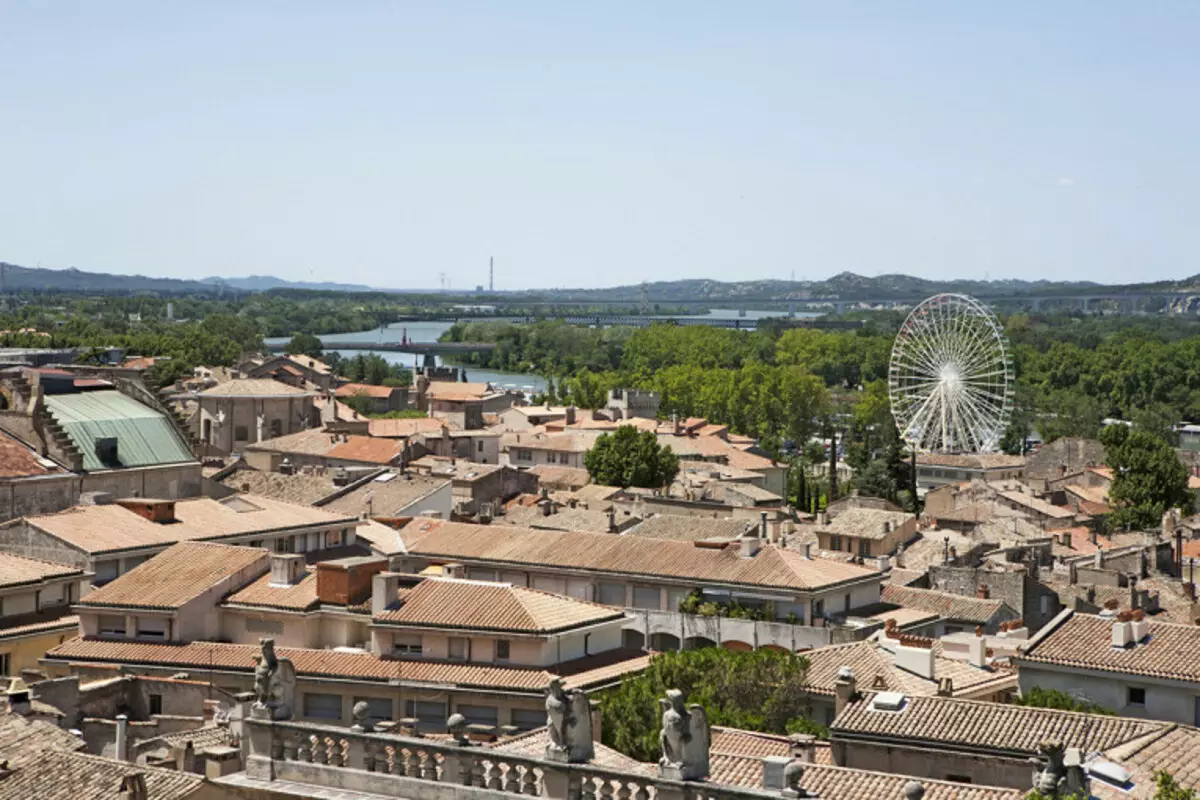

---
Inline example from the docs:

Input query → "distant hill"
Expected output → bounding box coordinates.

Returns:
[0,263,216,294]
[201,275,375,293]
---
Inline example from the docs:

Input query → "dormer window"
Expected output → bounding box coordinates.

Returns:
[449,637,470,661]
[99,615,126,637]
[495,639,511,662]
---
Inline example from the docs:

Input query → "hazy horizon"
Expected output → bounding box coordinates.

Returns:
[2,2,1197,290]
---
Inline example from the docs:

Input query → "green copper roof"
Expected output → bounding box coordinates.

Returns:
[44,390,195,471]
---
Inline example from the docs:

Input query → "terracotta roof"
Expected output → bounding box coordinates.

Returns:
[374,578,625,633]
[813,508,914,540]
[512,433,596,453]
[79,541,268,610]
[883,567,925,587]
[427,382,493,401]
[708,726,831,761]
[801,640,1016,699]
[1017,611,1200,683]
[0,552,83,587]
[0,746,207,800]
[401,519,882,593]
[0,712,85,768]
[1097,724,1200,798]
[23,494,357,555]
[832,694,1164,754]
[488,727,651,774]
[243,428,344,456]
[866,606,939,629]
[224,569,318,611]
[218,469,344,506]
[725,449,779,471]
[368,417,445,438]
[881,584,1011,624]
[197,378,312,397]
[624,516,755,542]
[324,436,407,465]
[917,453,1026,469]
[354,518,412,556]
[0,615,79,641]
[994,489,1074,519]
[0,431,64,478]
[529,465,591,490]
[708,754,1021,799]
[335,383,398,399]
[321,473,450,517]
[45,638,649,694]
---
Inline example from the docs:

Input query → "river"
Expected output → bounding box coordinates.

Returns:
[265,309,815,393]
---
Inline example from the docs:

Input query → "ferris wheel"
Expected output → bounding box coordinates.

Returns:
[888,293,1013,453]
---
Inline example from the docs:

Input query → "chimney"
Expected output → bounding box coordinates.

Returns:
[943,537,950,564]
[590,700,602,743]
[977,585,989,600]
[739,535,761,559]
[1094,548,1103,568]
[802,542,812,559]
[175,740,197,774]
[117,773,148,800]
[817,511,827,526]
[115,714,129,761]
[883,520,893,534]
[268,554,305,588]
[936,677,954,697]
[541,499,554,517]
[443,563,465,580]
[895,636,936,680]
[372,572,403,615]
[1130,609,1151,642]
[565,406,576,426]
[761,757,790,792]
[672,413,681,436]
[1112,611,1134,648]
[789,733,816,764]
[4,682,30,716]
[833,667,857,717]
[760,511,768,539]
[1086,586,1096,604]
[967,634,986,668]
[607,506,617,533]
[114,498,176,524]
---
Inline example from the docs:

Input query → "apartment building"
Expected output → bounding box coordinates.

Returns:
[0,552,91,677]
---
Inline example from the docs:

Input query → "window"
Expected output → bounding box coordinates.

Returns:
[448,637,470,661]
[597,582,625,607]
[1128,687,1147,706]
[515,449,532,462]
[404,700,448,732]
[858,539,871,558]
[844,593,852,612]
[270,419,283,437]
[813,600,825,619]
[495,640,511,661]
[149,694,163,716]
[512,708,544,732]
[249,540,263,549]
[945,775,973,785]
[137,617,168,640]
[235,425,249,442]
[0,653,9,677]
[469,568,498,582]
[393,634,423,656]
[274,536,294,554]
[303,693,342,720]
[99,615,126,637]
[457,705,498,729]
[477,441,484,453]
[830,535,842,551]
[352,697,393,725]
[632,586,661,610]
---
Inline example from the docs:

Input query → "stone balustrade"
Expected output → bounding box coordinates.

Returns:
[243,717,779,800]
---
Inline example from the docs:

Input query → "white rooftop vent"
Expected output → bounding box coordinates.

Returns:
[869,692,907,712]
[374,473,398,483]
[1088,760,1132,789]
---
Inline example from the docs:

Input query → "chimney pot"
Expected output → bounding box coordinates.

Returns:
[977,585,989,600]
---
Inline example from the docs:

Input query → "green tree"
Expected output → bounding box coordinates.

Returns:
[284,332,324,359]
[1013,687,1113,715]
[1100,425,1193,530]
[1154,771,1198,800]
[597,649,824,762]
[584,426,680,489]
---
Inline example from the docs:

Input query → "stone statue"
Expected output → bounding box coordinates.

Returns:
[1030,741,1067,796]
[351,701,373,732]
[447,712,469,746]
[781,759,816,798]
[544,678,594,763]
[251,638,295,720]
[658,689,709,782]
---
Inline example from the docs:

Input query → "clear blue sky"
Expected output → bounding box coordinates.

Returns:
[1,2,1197,290]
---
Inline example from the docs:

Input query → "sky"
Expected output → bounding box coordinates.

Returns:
[0,3,1197,291]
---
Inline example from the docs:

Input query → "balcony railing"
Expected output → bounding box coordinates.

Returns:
[241,716,780,800]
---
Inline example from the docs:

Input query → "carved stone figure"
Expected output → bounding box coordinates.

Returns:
[657,689,709,781]
[447,712,469,745]
[351,700,373,732]
[781,759,816,798]
[543,678,593,763]
[251,638,295,720]
[1030,741,1067,796]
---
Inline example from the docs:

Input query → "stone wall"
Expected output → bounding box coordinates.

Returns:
[928,564,1062,632]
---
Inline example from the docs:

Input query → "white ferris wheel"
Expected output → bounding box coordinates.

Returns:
[888,293,1013,453]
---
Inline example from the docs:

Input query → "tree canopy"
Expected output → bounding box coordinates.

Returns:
[1100,424,1193,530]
[597,648,825,762]
[1013,687,1113,716]
[584,426,679,489]
[284,332,324,359]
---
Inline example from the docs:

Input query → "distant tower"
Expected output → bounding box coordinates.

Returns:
[489,257,494,292]
[166,301,175,321]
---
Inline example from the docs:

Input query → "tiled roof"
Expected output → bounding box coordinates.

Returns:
[197,378,311,397]
[354,519,411,557]
[994,489,1074,519]
[513,433,596,453]
[501,504,632,534]
[488,727,651,774]
[881,584,1010,624]
[24,494,357,555]
[866,606,939,629]
[831,694,1164,754]
[917,453,1026,469]
[79,541,268,610]
[708,754,1021,799]
[883,568,926,587]
[1017,611,1200,683]
[0,712,85,767]
[0,747,207,800]
[44,638,649,694]
[284,354,331,375]
[0,552,83,587]
[624,515,754,542]
[335,383,398,399]
[224,570,318,611]
[324,436,407,465]
[218,469,344,506]
[710,727,795,760]
[375,578,624,633]
[1097,724,1200,798]
[243,428,346,456]
[0,431,64,478]
[321,474,450,516]
[427,382,494,401]
[368,417,445,438]
[43,390,195,471]
[402,519,882,592]
[814,508,914,540]
[0,615,79,641]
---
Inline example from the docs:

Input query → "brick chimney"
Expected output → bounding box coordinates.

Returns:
[977,585,990,600]
[315,556,387,606]
[115,498,176,524]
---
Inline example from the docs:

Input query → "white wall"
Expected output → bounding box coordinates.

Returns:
[1018,664,1200,725]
